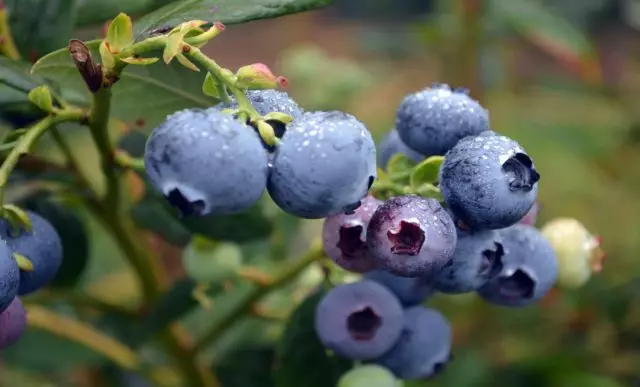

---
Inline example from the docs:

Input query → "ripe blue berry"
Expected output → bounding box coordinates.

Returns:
[0,242,19,312]
[435,229,504,294]
[366,195,457,278]
[268,111,377,219]
[378,129,424,169]
[322,195,382,273]
[0,211,63,295]
[0,297,27,349]
[439,133,540,230]
[314,280,404,360]
[477,224,558,307]
[374,306,452,380]
[396,83,490,156]
[144,109,269,216]
[518,201,540,226]
[365,269,433,307]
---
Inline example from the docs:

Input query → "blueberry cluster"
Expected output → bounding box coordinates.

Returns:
[144,90,377,220]
[316,83,558,381]
[0,211,63,349]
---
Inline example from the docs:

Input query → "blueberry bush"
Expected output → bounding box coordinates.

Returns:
[0,0,616,386]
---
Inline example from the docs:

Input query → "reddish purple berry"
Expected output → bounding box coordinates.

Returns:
[366,195,457,278]
[0,297,27,349]
[322,195,383,273]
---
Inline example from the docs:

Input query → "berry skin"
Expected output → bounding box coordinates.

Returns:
[0,297,27,349]
[477,224,558,307]
[268,111,377,219]
[0,242,19,312]
[518,201,540,226]
[338,365,402,387]
[366,195,457,278]
[378,129,424,169]
[439,133,540,230]
[314,280,404,360]
[395,83,490,156]
[144,109,269,217]
[435,229,504,294]
[365,270,433,307]
[0,211,63,296]
[322,195,382,273]
[374,306,453,380]
[540,218,603,289]
[210,90,303,151]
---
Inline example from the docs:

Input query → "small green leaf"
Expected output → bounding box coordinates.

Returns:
[175,53,200,72]
[162,30,183,64]
[119,56,159,65]
[2,204,32,234]
[3,129,27,144]
[263,112,293,124]
[14,253,34,272]
[273,290,351,387]
[107,12,134,53]
[255,120,277,146]
[202,72,220,98]
[99,40,116,69]
[410,155,444,188]
[415,183,443,202]
[386,153,415,175]
[27,85,53,113]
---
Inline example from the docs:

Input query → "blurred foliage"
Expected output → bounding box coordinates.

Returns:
[0,0,639,386]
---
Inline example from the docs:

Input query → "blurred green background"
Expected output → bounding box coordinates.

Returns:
[1,0,640,386]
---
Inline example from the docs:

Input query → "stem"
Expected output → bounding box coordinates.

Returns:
[89,88,120,210]
[114,151,145,173]
[195,242,325,352]
[0,109,85,204]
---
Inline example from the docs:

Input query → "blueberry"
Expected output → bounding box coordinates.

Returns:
[477,224,558,307]
[366,195,457,278]
[439,134,540,230]
[337,365,401,387]
[435,229,504,294]
[322,195,382,273]
[0,242,19,312]
[365,270,433,306]
[210,90,303,151]
[0,297,27,349]
[314,280,404,360]
[518,201,540,226]
[144,109,269,216]
[378,128,425,169]
[374,306,452,380]
[396,83,490,156]
[268,111,377,219]
[0,211,63,295]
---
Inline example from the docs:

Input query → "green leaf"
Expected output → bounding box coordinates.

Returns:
[386,152,415,175]
[107,13,134,53]
[215,346,276,387]
[31,40,218,131]
[488,0,600,82]
[134,278,225,343]
[202,72,220,98]
[273,290,351,387]
[129,193,193,247]
[5,0,78,60]
[180,202,273,242]
[18,193,90,288]
[0,56,51,128]
[75,0,169,27]
[409,155,444,188]
[27,85,53,113]
[132,0,336,40]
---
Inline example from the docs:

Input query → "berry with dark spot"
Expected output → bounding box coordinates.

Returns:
[0,242,19,312]
[396,83,490,156]
[365,269,434,306]
[314,280,403,360]
[0,211,63,296]
[268,111,377,219]
[366,195,457,278]
[144,109,269,216]
[439,133,540,230]
[0,297,27,349]
[322,195,382,273]
[378,128,425,169]
[477,224,558,307]
[374,306,453,380]
[435,229,504,294]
